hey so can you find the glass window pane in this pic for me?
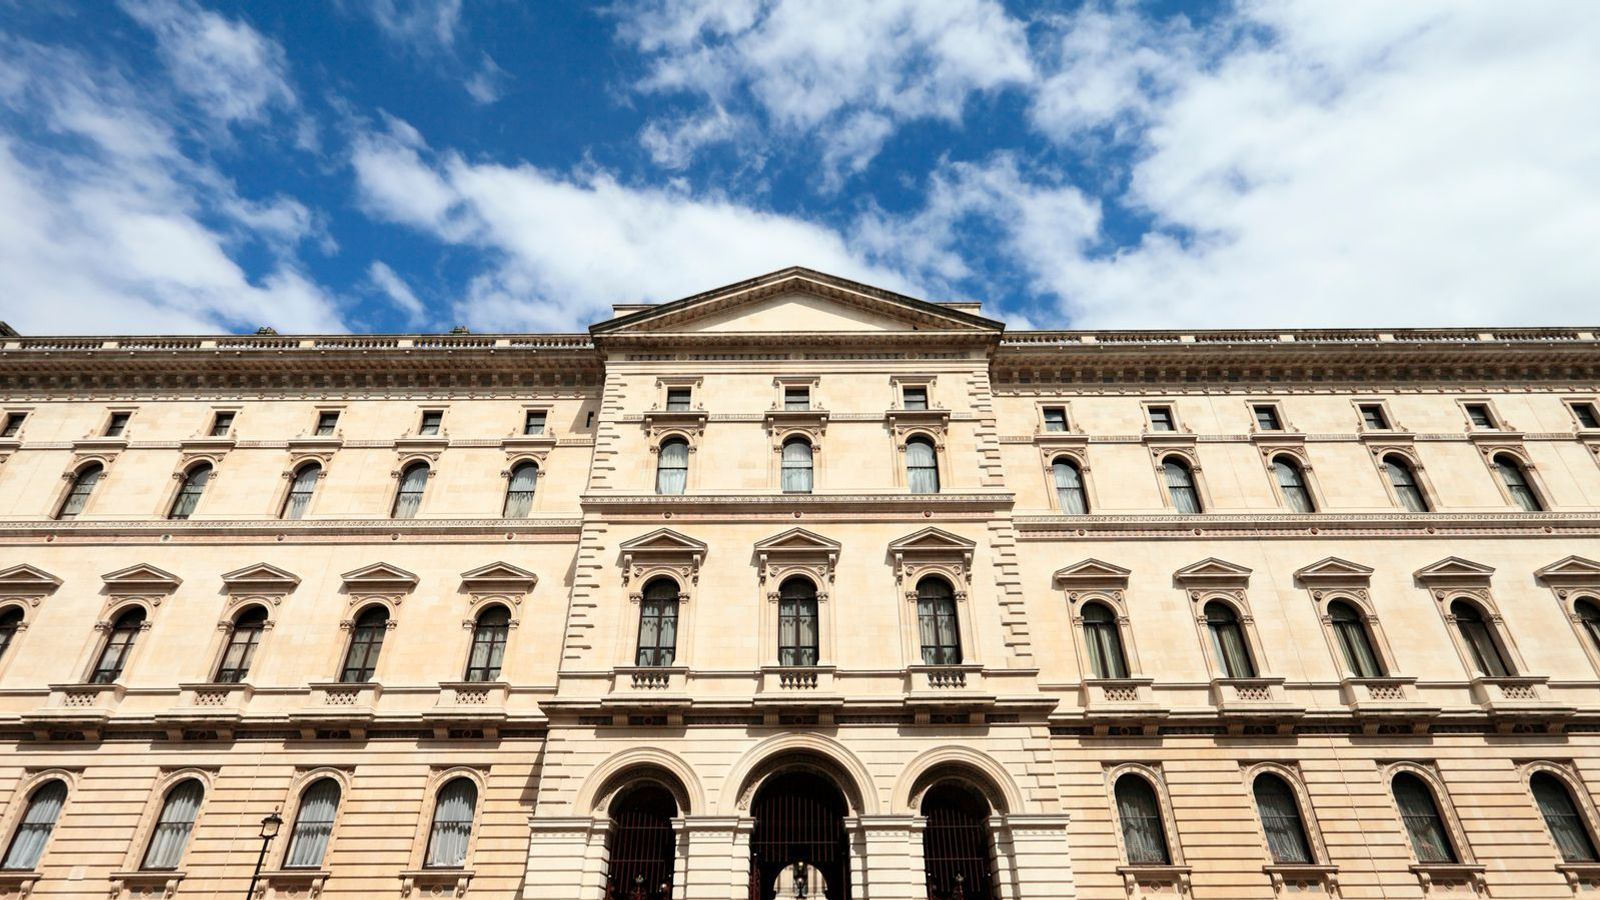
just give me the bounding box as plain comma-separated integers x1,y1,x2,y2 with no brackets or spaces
1533,773,1599,863
2,781,68,870
1115,776,1170,865
1393,774,1457,864
142,781,204,870
285,779,341,869
425,779,476,868
1254,775,1313,864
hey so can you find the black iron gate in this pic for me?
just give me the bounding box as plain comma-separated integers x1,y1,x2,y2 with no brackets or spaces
749,771,852,900
605,785,676,900
921,784,997,900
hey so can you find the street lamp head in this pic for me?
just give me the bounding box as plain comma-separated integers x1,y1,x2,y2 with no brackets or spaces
259,810,283,840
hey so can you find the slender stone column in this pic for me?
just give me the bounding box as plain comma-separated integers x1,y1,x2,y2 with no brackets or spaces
524,816,610,900
676,815,753,900
995,813,1075,899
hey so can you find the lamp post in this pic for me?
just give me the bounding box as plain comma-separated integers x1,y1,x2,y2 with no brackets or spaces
245,810,282,899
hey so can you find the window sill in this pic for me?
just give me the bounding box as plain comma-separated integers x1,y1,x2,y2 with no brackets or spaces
108,869,185,899
1117,864,1191,896
0,870,41,897
398,868,473,899
1408,863,1485,893
1557,862,1600,890
1263,863,1338,893
258,869,331,898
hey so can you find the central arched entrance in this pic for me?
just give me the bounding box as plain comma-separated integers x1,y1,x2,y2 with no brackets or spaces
749,770,851,900
605,783,677,900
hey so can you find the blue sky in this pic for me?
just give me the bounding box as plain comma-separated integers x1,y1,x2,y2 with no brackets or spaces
1,1,1597,335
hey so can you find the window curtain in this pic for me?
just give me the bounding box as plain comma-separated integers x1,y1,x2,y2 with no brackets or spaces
1496,457,1542,511
917,580,961,665
284,465,319,519
1253,775,1313,864
503,463,538,517
142,781,204,870
1081,604,1129,679
0,608,22,661
340,609,387,682
1329,602,1383,677
656,441,688,495
1532,773,1599,862
906,439,939,494
285,779,341,869
1579,600,1600,655
393,465,428,518
425,780,477,868
59,465,102,518
169,465,211,519
2,781,67,870
1274,459,1315,513
466,608,509,681
781,440,813,493
1163,460,1200,514
1393,774,1457,863
1053,460,1087,514
1385,458,1428,512
777,580,818,666
92,609,145,683
636,581,678,667
214,608,266,683
1206,603,1255,678
1114,777,1170,865
1451,600,1510,677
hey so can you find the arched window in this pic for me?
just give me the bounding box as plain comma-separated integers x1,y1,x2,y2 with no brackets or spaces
502,461,538,517
142,780,204,870
1273,456,1315,513
1494,454,1543,511
91,607,146,683
424,778,477,869
655,439,688,495
906,437,939,494
464,606,510,682
1384,455,1429,512
1081,602,1129,679
1114,775,1171,865
284,778,341,869
214,606,267,683
1576,598,1600,656
777,577,819,667
1531,772,1599,863
605,784,677,899
1163,458,1201,514
1205,601,1255,678
339,606,388,683
1053,457,1087,514
1392,773,1458,863
1,780,67,870
1328,600,1383,678
168,463,211,519
282,463,320,519
916,576,961,666
1451,599,1511,677
921,782,996,899
0,607,21,662
392,462,428,518
56,463,102,519
781,438,813,494
1253,773,1313,864
635,578,679,667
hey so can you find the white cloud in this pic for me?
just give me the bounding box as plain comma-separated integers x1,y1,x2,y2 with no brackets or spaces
368,261,428,322
117,0,296,125
350,118,921,331
464,53,509,105
0,39,343,334
618,0,1033,182
361,0,464,52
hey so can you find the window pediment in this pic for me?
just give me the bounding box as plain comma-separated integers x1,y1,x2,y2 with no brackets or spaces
220,563,300,593
620,529,706,592
1293,557,1374,588
102,564,182,594
1536,556,1600,586
755,528,840,586
1053,559,1131,590
0,564,62,599
1414,557,1495,588
459,562,538,593
1173,558,1252,590
341,562,420,593
890,527,975,589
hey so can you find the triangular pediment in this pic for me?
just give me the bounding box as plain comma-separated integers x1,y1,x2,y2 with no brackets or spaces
1414,556,1495,585
341,562,420,588
1173,557,1253,587
889,527,977,555
592,268,1003,336
220,563,301,591
619,528,708,555
0,564,62,593
102,564,182,591
1053,559,1132,587
754,528,842,555
1535,556,1600,585
1293,557,1374,585
460,562,539,591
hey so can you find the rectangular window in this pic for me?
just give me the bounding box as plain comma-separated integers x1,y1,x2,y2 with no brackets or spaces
1148,405,1175,432
902,385,929,410
665,388,692,411
419,410,443,435
1253,404,1282,431
314,411,339,435
209,411,235,436
523,410,547,435
784,387,810,410
584,410,594,428
1042,406,1068,432
104,412,131,437
1572,402,1600,430
0,412,24,437
1465,403,1495,429
1359,403,1390,430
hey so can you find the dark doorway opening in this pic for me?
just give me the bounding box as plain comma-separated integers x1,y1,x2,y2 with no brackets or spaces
606,784,676,900
922,782,997,900
749,770,852,900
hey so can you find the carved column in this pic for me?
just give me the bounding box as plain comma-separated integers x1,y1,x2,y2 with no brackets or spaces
523,817,609,900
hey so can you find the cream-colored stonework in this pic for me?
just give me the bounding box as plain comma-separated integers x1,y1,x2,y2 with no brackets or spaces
1,269,1600,899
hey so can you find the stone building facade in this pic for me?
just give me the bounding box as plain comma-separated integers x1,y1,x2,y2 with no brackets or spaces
2,268,1600,899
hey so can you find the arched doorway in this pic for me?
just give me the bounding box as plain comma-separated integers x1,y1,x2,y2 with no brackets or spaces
606,783,677,900
921,781,996,900
749,770,852,900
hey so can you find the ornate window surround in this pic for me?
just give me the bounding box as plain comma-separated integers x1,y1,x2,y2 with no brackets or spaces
53,454,117,519
1139,399,1186,435
161,455,224,519
260,766,355,896
1052,559,1143,681
1535,555,1600,677
1516,760,1600,888
1456,397,1509,432
331,563,417,682
754,528,840,668
1413,557,1530,678
1259,445,1327,514
1474,443,1553,511
1244,398,1294,434
109,768,216,899
1150,447,1212,514
1368,443,1441,512
194,563,299,686
1293,557,1403,678
1351,397,1402,434
1563,397,1600,435
1041,447,1096,514
614,529,705,669
1380,761,1485,894
889,527,978,669
0,767,79,889
1175,558,1272,682
1240,762,1338,894
1033,399,1076,434
277,455,332,518
73,565,180,684
455,562,535,682
399,766,489,898
0,564,60,680
1105,762,1191,896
